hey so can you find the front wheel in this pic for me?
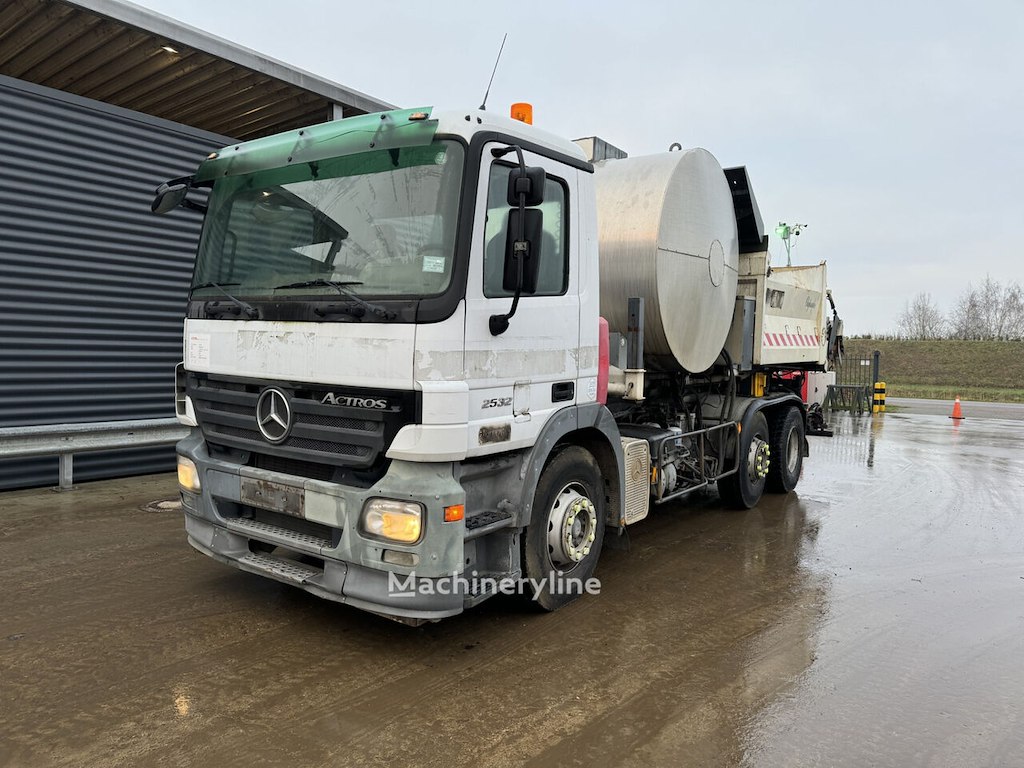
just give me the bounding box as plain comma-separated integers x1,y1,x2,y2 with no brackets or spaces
766,406,805,493
523,446,606,611
717,411,770,509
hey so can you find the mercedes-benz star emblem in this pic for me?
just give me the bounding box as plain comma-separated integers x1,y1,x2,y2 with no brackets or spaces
256,387,292,443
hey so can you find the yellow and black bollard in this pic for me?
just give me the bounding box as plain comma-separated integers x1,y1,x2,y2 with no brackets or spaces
872,381,886,413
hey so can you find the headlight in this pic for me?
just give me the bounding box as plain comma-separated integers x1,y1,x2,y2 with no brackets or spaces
361,499,423,544
177,455,201,493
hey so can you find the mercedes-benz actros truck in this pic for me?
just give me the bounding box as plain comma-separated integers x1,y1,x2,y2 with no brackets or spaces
155,105,840,624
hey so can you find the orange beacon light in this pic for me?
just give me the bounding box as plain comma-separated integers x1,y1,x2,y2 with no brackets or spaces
510,102,533,125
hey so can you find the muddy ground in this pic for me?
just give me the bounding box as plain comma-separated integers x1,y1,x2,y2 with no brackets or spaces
1,408,1022,767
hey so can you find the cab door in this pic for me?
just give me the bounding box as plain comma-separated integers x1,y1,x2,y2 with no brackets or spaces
463,143,580,456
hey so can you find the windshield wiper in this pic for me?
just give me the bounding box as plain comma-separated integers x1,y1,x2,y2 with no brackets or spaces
192,282,259,320
274,279,397,320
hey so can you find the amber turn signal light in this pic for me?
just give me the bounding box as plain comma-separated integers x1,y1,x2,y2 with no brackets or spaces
444,504,465,523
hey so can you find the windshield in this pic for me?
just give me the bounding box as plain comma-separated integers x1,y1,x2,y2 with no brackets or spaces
191,140,465,299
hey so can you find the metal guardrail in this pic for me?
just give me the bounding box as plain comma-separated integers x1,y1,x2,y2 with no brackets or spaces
0,418,189,490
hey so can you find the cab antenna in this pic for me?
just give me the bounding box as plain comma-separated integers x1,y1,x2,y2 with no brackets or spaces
479,33,508,111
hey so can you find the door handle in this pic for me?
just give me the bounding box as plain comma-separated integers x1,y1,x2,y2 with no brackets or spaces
551,381,574,402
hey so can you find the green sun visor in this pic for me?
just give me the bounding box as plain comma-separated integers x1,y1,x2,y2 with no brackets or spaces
195,107,437,183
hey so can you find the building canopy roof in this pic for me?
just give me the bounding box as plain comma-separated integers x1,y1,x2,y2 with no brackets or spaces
0,0,396,140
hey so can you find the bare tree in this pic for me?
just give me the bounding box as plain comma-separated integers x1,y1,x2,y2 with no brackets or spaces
951,277,1024,340
979,277,1003,339
896,292,945,339
949,285,984,339
1005,283,1024,339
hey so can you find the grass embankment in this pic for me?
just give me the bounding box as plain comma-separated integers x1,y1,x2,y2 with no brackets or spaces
844,339,1024,403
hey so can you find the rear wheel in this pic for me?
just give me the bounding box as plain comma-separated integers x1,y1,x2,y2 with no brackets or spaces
766,406,805,493
717,411,770,509
523,446,606,611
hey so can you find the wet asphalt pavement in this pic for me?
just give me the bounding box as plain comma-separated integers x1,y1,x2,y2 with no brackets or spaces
1,408,1023,767
887,397,1024,421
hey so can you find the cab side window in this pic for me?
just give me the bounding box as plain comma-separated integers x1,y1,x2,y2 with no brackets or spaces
483,162,568,298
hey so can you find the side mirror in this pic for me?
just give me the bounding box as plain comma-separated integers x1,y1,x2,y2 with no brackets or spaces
488,149,548,335
506,166,546,207
151,182,189,214
502,208,544,294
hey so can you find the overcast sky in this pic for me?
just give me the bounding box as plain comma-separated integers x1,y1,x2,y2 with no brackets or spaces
132,0,1024,335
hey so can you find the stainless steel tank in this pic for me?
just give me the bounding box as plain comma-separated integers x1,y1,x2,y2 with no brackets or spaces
594,148,739,373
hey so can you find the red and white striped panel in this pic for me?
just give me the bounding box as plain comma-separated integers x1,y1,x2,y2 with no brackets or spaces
762,332,820,348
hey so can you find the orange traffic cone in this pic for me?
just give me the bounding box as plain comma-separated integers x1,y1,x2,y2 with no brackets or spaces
949,396,964,420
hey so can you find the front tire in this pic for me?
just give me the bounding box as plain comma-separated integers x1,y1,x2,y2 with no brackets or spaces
717,411,770,509
523,446,606,611
766,406,805,493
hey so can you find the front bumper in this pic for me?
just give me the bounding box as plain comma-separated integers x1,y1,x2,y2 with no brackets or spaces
178,432,469,623
184,515,467,623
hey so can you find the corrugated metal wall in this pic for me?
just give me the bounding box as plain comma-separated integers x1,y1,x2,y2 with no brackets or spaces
0,75,232,490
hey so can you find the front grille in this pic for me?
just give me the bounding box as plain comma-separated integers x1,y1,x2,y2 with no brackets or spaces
213,424,373,457
188,374,417,475
302,413,376,430
252,453,335,482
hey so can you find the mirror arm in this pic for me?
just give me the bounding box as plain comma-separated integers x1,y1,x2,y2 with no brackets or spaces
490,146,529,336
